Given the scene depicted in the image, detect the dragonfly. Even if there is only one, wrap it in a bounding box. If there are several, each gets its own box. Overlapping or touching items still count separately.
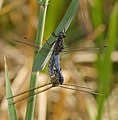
[48,30,66,86]
[7,30,105,105]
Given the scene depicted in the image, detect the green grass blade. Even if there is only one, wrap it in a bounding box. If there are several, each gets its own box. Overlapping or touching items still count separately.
[96,3,118,120]
[36,0,49,48]
[25,1,49,120]
[4,56,18,120]
[25,73,37,120]
[90,0,104,44]
[44,0,68,38]
[33,0,80,72]
[90,0,104,28]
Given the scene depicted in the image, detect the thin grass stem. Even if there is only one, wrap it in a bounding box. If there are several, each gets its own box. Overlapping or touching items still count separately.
[25,1,49,120]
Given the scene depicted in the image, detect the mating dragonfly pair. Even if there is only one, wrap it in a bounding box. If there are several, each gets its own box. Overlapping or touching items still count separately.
[7,29,105,104]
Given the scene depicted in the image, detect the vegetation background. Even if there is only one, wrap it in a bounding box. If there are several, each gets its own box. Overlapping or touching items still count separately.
[0,0,118,120]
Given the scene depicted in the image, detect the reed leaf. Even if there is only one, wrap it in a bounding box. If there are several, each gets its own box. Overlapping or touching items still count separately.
[97,3,118,120]
[4,56,18,120]
[25,0,49,120]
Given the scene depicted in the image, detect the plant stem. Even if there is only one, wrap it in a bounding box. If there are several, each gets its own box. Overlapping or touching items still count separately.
[25,1,49,120]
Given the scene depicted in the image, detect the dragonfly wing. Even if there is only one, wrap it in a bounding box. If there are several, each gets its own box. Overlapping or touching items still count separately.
[61,46,107,56]
[14,39,106,69]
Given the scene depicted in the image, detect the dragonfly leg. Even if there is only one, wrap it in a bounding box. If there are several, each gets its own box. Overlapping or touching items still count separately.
[61,28,66,38]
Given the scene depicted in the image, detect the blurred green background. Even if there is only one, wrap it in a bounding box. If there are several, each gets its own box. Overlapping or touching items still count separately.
[0,0,118,120]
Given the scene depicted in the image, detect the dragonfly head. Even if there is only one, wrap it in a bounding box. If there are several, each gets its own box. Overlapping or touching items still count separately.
[59,31,66,38]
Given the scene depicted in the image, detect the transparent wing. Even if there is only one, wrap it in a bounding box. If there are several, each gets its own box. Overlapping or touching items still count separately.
[14,39,107,71]
[14,39,106,56]
[61,45,107,56]
[7,82,102,105]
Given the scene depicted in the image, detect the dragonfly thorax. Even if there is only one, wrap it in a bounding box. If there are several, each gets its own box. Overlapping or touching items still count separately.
[54,38,64,54]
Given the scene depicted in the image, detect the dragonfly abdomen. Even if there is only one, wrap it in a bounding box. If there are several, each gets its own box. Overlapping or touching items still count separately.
[48,53,64,86]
